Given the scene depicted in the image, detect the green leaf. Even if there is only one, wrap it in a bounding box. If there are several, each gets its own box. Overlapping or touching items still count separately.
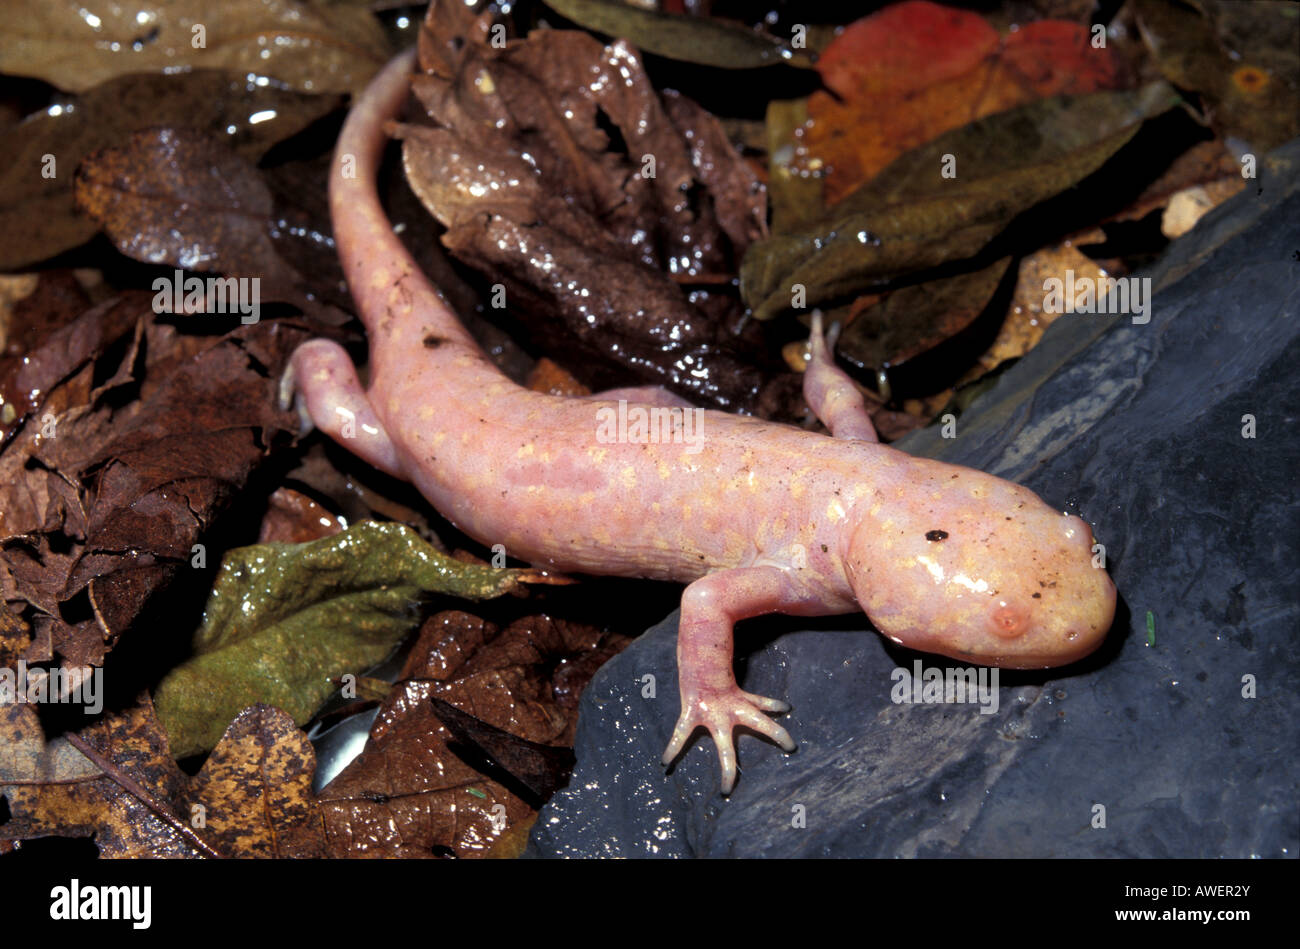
[741,83,1180,321]
[541,0,812,69]
[154,521,534,758]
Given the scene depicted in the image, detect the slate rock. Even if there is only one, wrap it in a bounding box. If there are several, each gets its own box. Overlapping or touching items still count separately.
[526,138,1300,858]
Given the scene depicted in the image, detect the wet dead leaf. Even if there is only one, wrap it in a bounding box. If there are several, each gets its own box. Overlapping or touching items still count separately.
[74,127,302,301]
[0,0,389,95]
[0,69,342,270]
[318,610,629,858]
[742,82,1179,321]
[792,2,1123,209]
[541,0,811,69]
[836,256,1013,381]
[399,2,789,413]
[257,486,343,545]
[0,295,312,668]
[1134,0,1299,151]
[0,697,326,857]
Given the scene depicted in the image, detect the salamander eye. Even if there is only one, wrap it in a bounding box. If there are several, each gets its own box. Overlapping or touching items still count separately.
[990,602,1027,639]
[925,530,949,542]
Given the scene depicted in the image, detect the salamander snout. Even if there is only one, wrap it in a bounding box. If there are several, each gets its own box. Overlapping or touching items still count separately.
[846,465,1116,670]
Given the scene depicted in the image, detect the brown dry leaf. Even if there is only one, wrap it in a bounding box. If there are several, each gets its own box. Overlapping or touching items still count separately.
[74,128,302,301]
[318,610,629,858]
[0,0,389,95]
[0,292,312,668]
[398,0,791,414]
[0,69,343,270]
[0,697,325,857]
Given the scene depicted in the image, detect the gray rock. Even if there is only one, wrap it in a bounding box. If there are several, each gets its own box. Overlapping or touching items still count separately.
[526,139,1300,858]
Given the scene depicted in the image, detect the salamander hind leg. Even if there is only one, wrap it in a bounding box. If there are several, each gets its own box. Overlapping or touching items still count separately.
[286,339,406,479]
[662,567,800,795]
[802,309,878,442]
[584,385,696,408]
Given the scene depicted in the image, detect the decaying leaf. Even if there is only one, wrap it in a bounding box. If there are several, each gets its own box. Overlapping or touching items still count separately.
[742,82,1179,321]
[0,697,326,857]
[540,0,811,69]
[835,256,1014,387]
[153,521,545,758]
[1134,0,1299,151]
[318,610,629,858]
[399,0,790,413]
[789,1,1123,209]
[0,0,389,95]
[257,487,344,545]
[74,127,302,301]
[0,69,342,269]
[0,293,312,668]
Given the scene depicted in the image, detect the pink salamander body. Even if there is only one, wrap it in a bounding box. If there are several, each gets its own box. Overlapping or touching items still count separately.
[291,51,1117,793]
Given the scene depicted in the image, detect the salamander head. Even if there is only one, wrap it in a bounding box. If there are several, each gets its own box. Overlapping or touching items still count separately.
[844,462,1115,669]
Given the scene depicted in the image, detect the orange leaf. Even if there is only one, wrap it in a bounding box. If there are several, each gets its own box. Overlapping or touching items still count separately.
[795,1,1123,207]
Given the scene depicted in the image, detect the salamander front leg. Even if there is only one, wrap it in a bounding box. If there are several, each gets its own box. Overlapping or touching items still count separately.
[803,309,878,442]
[285,339,406,478]
[662,566,803,794]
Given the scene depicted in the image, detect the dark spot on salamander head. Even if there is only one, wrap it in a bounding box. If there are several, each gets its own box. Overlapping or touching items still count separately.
[1032,592,1041,598]
[423,334,448,348]
[925,530,949,542]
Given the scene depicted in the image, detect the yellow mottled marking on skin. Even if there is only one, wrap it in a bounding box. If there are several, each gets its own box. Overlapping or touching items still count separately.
[656,460,672,480]
[723,530,747,561]
[682,505,693,520]
[827,499,847,522]
[418,405,435,419]
[621,465,637,489]
[790,477,807,501]
[592,526,612,546]
[432,431,447,445]
[369,271,390,293]
[517,443,536,458]
[969,483,989,500]
[461,431,472,444]
[870,502,883,517]
[589,447,609,465]
[651,502,661,515]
